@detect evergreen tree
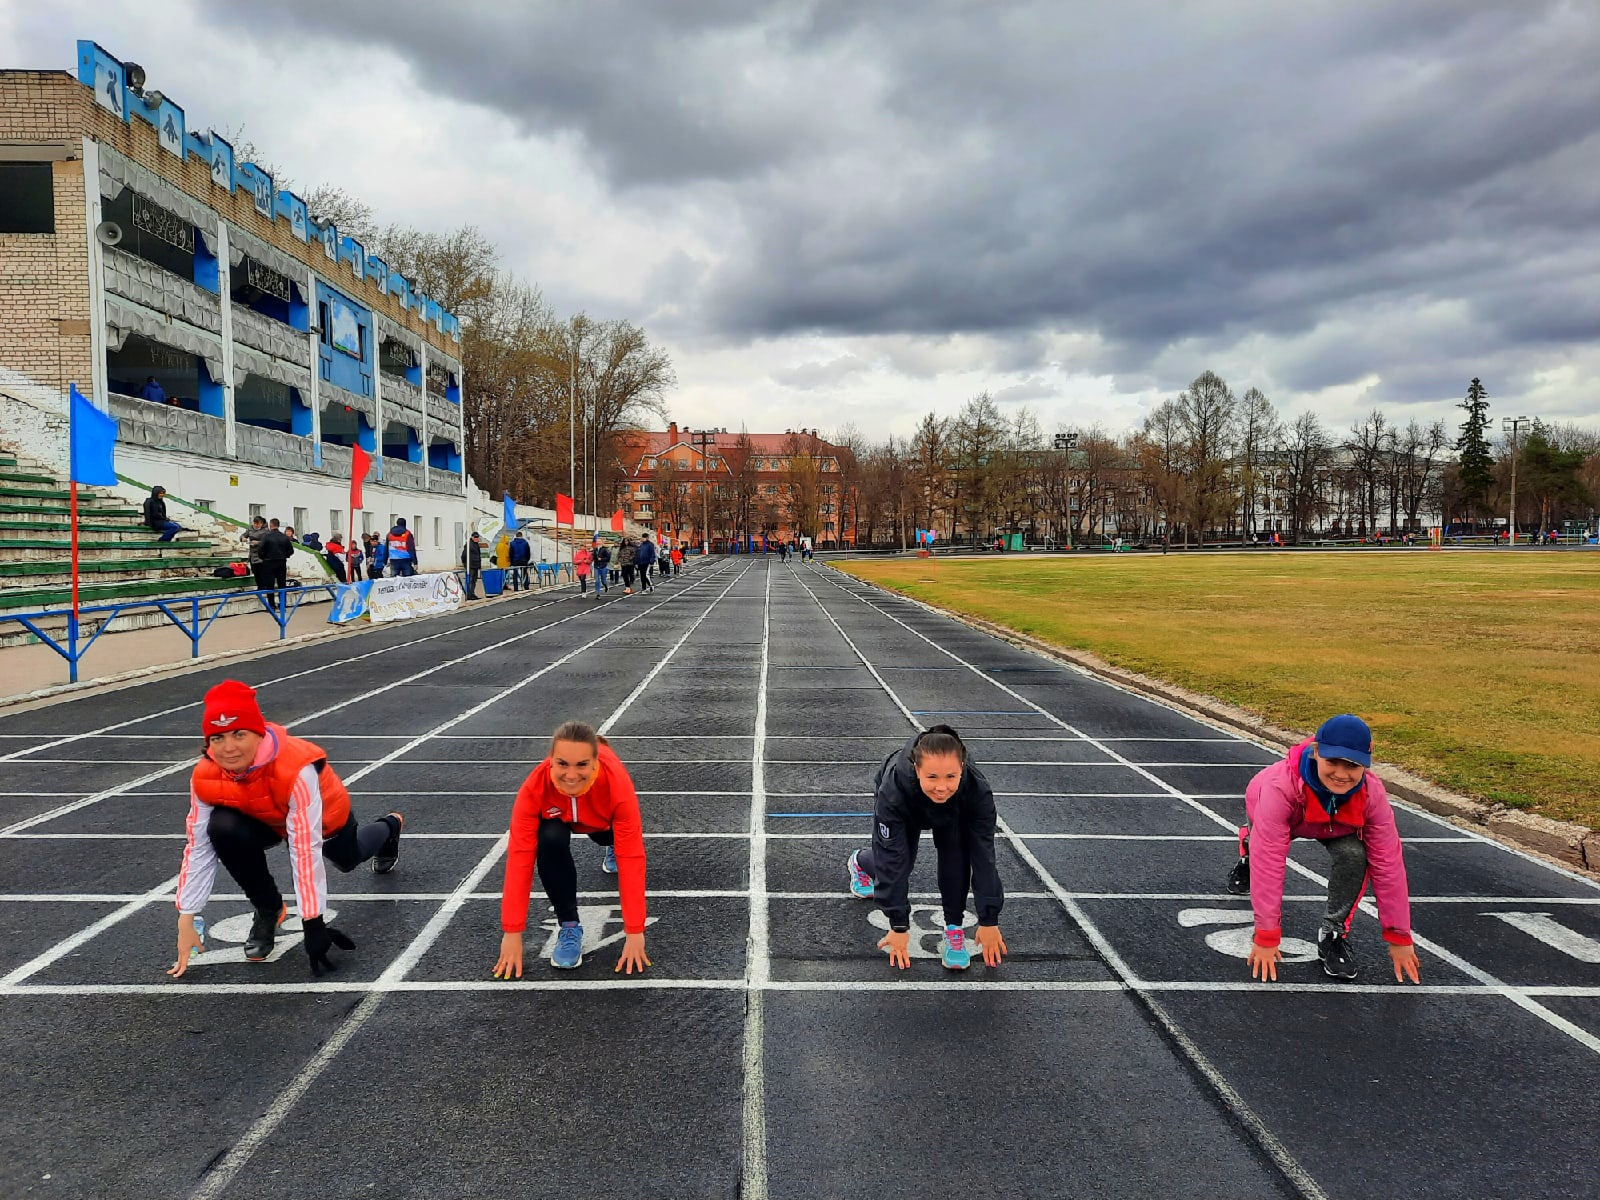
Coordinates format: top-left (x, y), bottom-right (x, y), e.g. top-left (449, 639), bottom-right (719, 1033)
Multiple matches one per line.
top-left (1454, 378), bottom-right (1493, 517)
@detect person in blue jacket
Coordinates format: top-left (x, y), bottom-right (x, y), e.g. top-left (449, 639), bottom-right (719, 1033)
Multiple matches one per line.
top-left (634, 534), bottom-right (657, 592)
top-left (847, 725), bottom-right (1008, 971)
top-left (508, 531), bottom-right (532, 591)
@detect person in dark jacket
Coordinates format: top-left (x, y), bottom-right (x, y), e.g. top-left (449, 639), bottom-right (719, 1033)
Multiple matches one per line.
top-left (301, 532), bottom-right (323, 552)
top-left (591, 541), bottom-right (611, 592)
top-left (323, 535), bottom-right (348, 584)
top-left (847, 725), bottom-right (1007, 971)
top-left (385, 519), bottom-right (418, 577)
top-left (143, 485), bottom-right (182, 542)
top-left (461, 532), bottom-right (484, 599)
top-left (139, 376), bottom-right (166, 404)
top-left (508, 531), bottom-right (532, 591)
top-left (618, 538), bottom-right (637, 593)
top-left (635, 533), bottom-right (658, 592)
top-left (256, 524), bottom-right (295, 612)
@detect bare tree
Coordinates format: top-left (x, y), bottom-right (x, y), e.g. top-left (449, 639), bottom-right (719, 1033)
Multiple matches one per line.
top-left (1394, 418), bottom-right (1448, 531)
top-left (1284, 412), bottom-right (1334, 541)
top-left (782, 431), bottom-right (824, 544)
top-left (1345, 409), bottom-right (1389, 535)
top-left (1175, 370), bottom-right (1237, 543)
top-left (910, 412), bottom-right (954, 537)
top-left (1236, 387), bottom-right (1281, 539)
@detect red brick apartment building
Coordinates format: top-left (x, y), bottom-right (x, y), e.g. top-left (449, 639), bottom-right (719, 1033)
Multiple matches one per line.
top-left (615, 423), bottom-right (856, 549)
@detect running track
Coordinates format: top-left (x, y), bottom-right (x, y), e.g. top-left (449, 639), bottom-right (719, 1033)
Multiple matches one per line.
top-left (1, 558), bottom-right (1598, 1199)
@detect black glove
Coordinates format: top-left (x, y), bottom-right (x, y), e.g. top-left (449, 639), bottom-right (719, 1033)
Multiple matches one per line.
top-left (302, 916), bottom-right (356, 976)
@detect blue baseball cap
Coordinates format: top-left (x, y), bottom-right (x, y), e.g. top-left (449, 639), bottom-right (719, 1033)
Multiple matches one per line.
top-left (1315, 714), bottom-right (1372, 767)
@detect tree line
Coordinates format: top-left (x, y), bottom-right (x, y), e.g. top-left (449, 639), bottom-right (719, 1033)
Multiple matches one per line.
top-left (835, 374), bottom-right (1600, 549)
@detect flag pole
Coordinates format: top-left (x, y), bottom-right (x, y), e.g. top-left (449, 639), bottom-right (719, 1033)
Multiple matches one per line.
top-left (69, 478), bottom-right (81, 682)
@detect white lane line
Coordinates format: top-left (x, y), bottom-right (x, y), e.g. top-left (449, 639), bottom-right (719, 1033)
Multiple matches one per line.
top-left (799, 566), bottom-right (1332, 1200)
top-left (742, 563), bottom-right (773, 1200)
top-left (1, 874), bottom-right (180, 985)
top-left (823, 563), bottom-right (1600, 1066)
top-left (186, 562), bottom-right (752, 1199)
top-left (0, 592), bottom-right (569, 762)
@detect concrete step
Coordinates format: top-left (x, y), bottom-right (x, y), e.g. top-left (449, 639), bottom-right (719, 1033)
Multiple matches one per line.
top-left (0, 572), bottom-right (253, 616)
top-left (0, 519), bottom-right (187, 538)
top-left (0, 501), bottom-right (146, 519)
top-left (0, 470), bottom-right (56, 485)
top-left (0, 553), bottom-right (238, 580)
top-left (0, 538), bottom-right (219, 560)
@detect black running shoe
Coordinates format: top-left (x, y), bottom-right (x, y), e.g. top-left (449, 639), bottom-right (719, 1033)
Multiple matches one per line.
top-left (1227, 856), bottom-right (1250, 895)
top-left (372, 812), bottom-right (404, 874)
top-left (1318, 930), bottom-right (1358, 980)
top-left (244, 903), bottom-right (286, 961)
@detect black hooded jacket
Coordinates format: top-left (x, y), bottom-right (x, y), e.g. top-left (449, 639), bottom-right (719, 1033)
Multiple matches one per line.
top-left (869, 731), bottom-right (1004, 930)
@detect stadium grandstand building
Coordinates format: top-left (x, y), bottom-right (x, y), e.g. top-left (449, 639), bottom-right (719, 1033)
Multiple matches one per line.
top-left (0, 42), bottom-right (479, 566)
top-left (616, 422), bottom-right (856, 550)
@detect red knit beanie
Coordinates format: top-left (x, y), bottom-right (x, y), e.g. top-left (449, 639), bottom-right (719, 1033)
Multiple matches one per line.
top-left (202, 680), bottom-right (266, 739)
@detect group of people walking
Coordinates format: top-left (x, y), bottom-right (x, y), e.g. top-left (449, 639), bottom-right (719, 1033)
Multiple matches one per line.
top-left (167, 668), bottom-right (1416, 987)
top-left (572, 533), bottom-right (683, 597)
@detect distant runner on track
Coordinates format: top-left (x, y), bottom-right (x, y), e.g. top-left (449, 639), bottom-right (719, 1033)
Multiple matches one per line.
top-left (847, 725), bottom-right (1007, 970)
top-left (168, 680), bottom-right (403, 978)
top-left (494, 721), bottom-right (651, 975)
top-left (1230, 713), bottom-right (1421, 984)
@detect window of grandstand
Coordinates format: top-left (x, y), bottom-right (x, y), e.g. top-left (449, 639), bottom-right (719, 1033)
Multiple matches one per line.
top-left (235, 374), bottom-right (310, 435)
top-left (231, 255), bottom-right (306, 327)
top-left (320, 398), bottom-right (371, 448)
top-left (0, 163), bottom-right (53, 233)
top-left (380, 337), bottom-right (419, 382)
top-left (106, 333), bottom-right (203, 411)
top-left (383, 419), bottom-right (422, 461)
top-left (100, 187), bottom-right (195, 278)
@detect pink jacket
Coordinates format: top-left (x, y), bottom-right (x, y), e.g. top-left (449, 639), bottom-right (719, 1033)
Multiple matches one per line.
top-left (574, 547), bottom-right (591, 575)
top-left (1245, 740), bottom-right (1412, 948)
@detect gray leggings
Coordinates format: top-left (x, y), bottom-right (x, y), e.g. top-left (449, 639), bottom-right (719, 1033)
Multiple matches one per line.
top-left (1243, 829), bottom-right (1369, 936)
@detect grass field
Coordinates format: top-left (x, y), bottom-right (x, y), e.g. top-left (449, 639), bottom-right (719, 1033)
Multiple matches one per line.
top-left (839, 551), bottom-right (1600, 828)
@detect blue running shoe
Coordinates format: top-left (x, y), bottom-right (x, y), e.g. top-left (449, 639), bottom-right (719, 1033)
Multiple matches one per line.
top-left (552, 922), bottom-right (584, 969)
top-left (847, 849), bottom-right (874, 899)
top-left (941, 926), bottom-right (971, 970)
top-left (602, 846), bottom-right (618, 874)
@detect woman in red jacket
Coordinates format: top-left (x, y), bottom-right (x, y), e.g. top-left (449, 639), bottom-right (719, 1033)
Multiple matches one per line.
top-left (494, 721), bottom-right (651, 975)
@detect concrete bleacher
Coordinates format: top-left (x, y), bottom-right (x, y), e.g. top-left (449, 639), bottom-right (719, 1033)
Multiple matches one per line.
top-left (0, 444), bottom-right (275, 646)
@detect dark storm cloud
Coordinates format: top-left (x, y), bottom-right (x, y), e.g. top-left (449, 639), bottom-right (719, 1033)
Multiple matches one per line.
top-left (211, 0), bottom-right (1600, 402)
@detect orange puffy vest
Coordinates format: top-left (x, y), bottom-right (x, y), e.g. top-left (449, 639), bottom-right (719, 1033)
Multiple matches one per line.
top-left (190, 724), bottom-right (351, 837)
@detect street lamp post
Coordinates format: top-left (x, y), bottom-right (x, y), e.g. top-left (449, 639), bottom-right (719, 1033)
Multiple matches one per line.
top-left (691, 428), bottom-right (717, 555)
top-left (1502, 415), bottom-right (1531, 545)
top-left (1053, 431), bottom-right (1078, 550)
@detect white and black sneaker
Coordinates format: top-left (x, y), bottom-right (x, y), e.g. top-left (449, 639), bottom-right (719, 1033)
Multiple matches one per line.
top-left (372, 812), bottom-right (404, 874)
top-left (1318, 930), bottom-right (1358, 980)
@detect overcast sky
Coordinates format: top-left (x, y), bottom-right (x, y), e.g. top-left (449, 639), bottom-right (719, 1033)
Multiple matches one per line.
top-left (10, 2), bottom-right (1599, 442)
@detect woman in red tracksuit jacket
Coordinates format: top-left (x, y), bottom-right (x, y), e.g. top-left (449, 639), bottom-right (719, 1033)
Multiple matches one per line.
top-left (1232, 713), bottom-right (1421, 984)
top-left (494, 721), bottom-right (650, 975)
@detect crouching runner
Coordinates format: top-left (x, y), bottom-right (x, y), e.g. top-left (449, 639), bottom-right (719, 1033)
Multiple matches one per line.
top-left (847, 724), bottom-right (1007, 970)
top-left (1232, 713), bottom-right (1421, 984)
top-left (168, 680), bottom-right (403, 977)
top-left (494, 721), bottom-right (650, 975)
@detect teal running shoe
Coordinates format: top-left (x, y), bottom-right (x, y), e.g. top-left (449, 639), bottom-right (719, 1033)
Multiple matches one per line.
top-left (552, 922), bottom-right (584, 969)
top-left (847, 850), bottom-right (874, 899)
top-left (941, 926), bottom-right (971, 970)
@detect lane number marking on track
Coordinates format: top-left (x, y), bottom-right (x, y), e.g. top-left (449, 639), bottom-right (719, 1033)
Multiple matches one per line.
top-left (184, 908), bottom-right (337, 967)
top-left (1177, 907), bottom-right (1318, 963)
top-left (538, 905), bottom-right (660, 958)
top-left (867, 906), bottom-right (978, 958)
top-left (1484, 912), bottom-right (1600, 964)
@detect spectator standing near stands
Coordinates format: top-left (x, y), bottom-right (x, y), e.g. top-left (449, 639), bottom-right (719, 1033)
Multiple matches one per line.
top-left (241, 516), bottom-right (269, 593)
top-left (635, 533), bottom-right (657, 592)
top-left (847, 725), bottom-right (1007, 972)
top-left (167, 680), bottom-right (403, 977)
top-left (323, 534), bottom-right (348, 584)
top-left (461, 531), bottom-right (483, 600)
top-left (301, 531), bottom-right (322, 552)
top-left (670, 544), bottom-right (684, 576)
top-left (139, 375), bottom-right (166, 404)
top-left (592, 540), bottom-right (612, 592)
top-left (575, 543), bottom-right (593, 596)
top-left (257, 522), bottom-right (295, 613)
top-left (1230, 715), bottom-right (1420, 984)
top-left (508, 531), bottom-right (532, 591)
top-left (385, 518), bottom-right (418, 577)
top-left (142, 485), bottom-right (181, 543)
top-left (493, 721), bottom-right (650, 974)
top-left (618, 538), bottom-right (637, 594)
top-left (368, 534), bottom-right (388, 580)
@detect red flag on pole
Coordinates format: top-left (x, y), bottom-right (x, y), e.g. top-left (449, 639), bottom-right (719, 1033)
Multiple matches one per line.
top-left (610, 508), bottom-right (625, 533)
top-left (350, 443), bottom-right (372, 508)
top-left (556, 493), bottom-right (574, 525)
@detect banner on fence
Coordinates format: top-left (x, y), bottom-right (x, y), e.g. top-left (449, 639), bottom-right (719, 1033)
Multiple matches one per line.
top-left (327, 580), bottom-right (373, 624)
top-left (364, 571), bottom-right (465, 624)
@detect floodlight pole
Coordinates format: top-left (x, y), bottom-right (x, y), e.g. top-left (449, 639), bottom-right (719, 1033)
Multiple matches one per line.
top-left (1502, 415), bottom-right (1530, 545)
top-left (692, 428), bottom-right (716, 554)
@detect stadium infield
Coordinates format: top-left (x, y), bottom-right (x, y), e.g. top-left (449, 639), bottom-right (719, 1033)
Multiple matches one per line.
top-left (839, 550), bottom-right (1600, 826)
top-left (2, 557), bottom-right (1599, 1199)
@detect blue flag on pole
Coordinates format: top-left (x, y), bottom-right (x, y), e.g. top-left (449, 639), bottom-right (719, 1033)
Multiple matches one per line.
top-left (503, 492), bottom-right (517, 533)
top-left (69, 383), bottom-right (118, 485)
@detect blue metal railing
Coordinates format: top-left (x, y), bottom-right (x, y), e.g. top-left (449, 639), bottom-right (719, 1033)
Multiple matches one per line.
top-left (1, 585), bottom-right (339, 684)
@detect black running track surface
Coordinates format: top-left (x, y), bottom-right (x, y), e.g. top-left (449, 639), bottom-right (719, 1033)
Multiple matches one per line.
top-left (2, 559), bottom-right (1599, 1199)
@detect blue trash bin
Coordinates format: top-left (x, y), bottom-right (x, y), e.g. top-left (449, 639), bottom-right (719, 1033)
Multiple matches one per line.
top-left (482, 568), bottom-right (505, 596)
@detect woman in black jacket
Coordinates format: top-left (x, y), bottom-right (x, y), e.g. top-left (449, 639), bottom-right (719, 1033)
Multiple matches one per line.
top-left (847, 725), bottom-right (1008, 971)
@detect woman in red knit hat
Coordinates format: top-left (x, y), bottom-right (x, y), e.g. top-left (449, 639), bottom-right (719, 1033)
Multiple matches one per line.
top-left (493, 721), bottom-right (651, 975)
top-left (167, 679), bottom-right (404, 977)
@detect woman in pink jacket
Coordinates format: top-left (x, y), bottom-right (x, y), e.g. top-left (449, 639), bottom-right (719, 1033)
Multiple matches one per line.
top-left (574, 544), bottom-right (592, 596)
top-left (1230, 714), bottom-right (1421, 984)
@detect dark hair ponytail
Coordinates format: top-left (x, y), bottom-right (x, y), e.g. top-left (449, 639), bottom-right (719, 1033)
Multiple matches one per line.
top-left (910, 724), bottom-right (967, 767)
